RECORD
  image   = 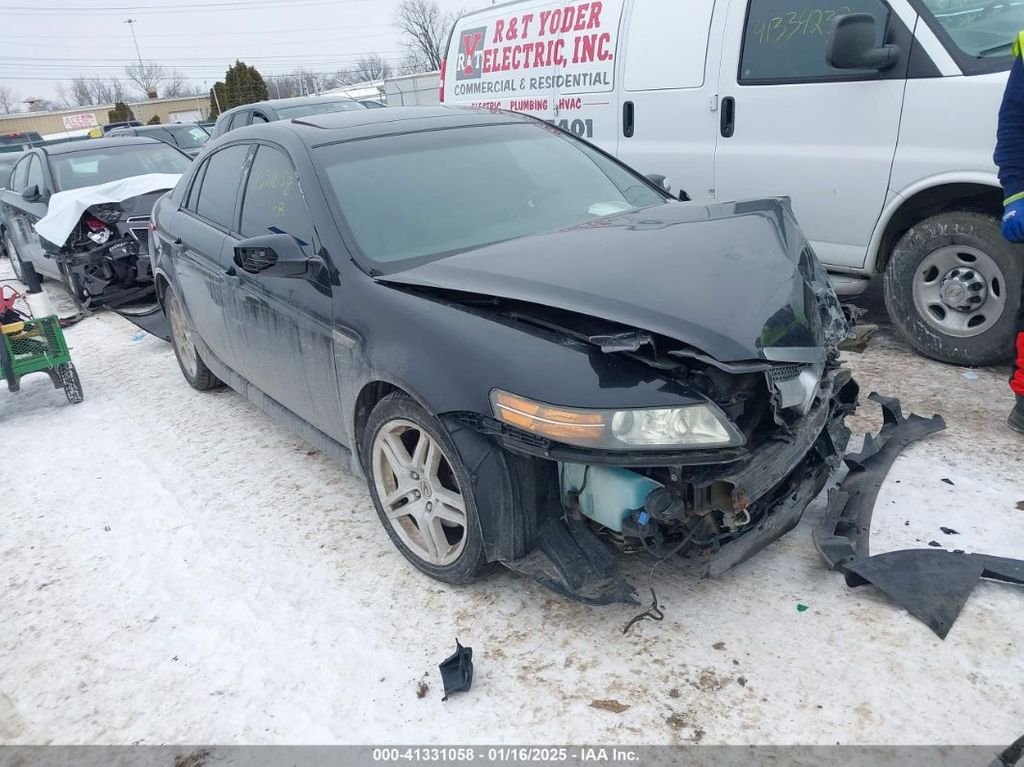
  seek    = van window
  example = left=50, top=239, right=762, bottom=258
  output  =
left=739, top=0, right=889, bottom=83
left=918, top=0, right=1022, bottom=60
left=625, top=0, right=716, bottom=91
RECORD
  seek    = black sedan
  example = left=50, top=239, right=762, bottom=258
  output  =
left=0, top=137, right=191, bottom=307
left=209, top=95, right=366, bottom=139
left=107, top=123, right=212, bottom=158
left=151, top=107, right=857, bottom=603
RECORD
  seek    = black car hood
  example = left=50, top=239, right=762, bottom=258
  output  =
left=377, top=198, right=827, bottom=362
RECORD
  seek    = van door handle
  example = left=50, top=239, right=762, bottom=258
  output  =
left=623, top=100, right=635, bottom=138
left=720, top=96, right=736, bottom=138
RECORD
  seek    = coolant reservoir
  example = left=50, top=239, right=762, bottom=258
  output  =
left=560, top=463, right=662, bottom=533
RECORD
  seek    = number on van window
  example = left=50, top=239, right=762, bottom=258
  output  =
left=741, top=0, right=888, bottom=82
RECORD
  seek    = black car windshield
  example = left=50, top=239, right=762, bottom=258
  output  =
left=318, top=122, right=666, bottom=267
left=276, top=100, right=366, bottom=119
left=49, top=143, right=191, bottom=192
left=920, top=0, right=1023, bottom=58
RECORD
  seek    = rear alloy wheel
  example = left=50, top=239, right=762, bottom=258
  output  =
left=165, top=286, right=221, bottom=391
left=4, top=232, right=26, bottom=283
left=884, top=210, right=1021, bottom=366
left=363, top=392, right=487, bottom=583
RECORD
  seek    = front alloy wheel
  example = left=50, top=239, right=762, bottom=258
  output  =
left=363, top=392, right=487, bottom=583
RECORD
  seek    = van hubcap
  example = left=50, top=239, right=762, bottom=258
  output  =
left=913, top=245, right=1006, bottom=338
left=371, top=419, right=467, bottom=567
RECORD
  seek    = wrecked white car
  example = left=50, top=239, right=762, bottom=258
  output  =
left=0, top=137, right=190, bottom=310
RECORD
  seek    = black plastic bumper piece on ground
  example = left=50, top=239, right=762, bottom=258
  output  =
left=814, top=393, right=1024, bottom=639
left=114, top=307, right=171, bottom=342
left=814, top=393, right=947, bottom=568
left=438, top=640, right=473, bottom=701
left=503, top=517, right=639, bottom=606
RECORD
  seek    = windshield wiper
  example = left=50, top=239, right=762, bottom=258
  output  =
left=978, top=40, right=1014, bottom=57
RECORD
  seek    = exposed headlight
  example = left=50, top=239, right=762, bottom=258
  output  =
left=490, top=390, right=744, bottom=450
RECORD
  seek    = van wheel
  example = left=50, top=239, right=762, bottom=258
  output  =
left=884, top=210, right=1020, bottom=366
left=362, top=391, right=488, bottom=584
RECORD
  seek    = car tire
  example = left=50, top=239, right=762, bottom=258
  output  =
left=164, top=286, right=221, bottom=391
left=362, top=391, right=489, bottom=584
left=4, top=232, right=27, bottom=283
left=884, top=210, right=1021, bottom=366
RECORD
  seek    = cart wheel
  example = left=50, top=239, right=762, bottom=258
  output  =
left=58, top=362, right=84, bottom=404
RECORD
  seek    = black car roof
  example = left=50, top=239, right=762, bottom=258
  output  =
left=226, top=106, right=532, bottom=147
left=41, top=136, right=164, bottom=156
left=222, top=95, right=360, bottom=114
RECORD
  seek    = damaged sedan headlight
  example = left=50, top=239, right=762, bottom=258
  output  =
left=491, top=390, right=744, bottom=450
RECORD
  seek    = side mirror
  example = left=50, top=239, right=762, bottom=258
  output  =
left=827, top=13, right=900, bottom=70
left=233, top=233, right=316, bottom=279
left=21, top=185, right=41, bottom=202
left=646, top=173, right=671, bottom=194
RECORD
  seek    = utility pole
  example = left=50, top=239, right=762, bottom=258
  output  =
left=124, top=18, right=145, bottom=72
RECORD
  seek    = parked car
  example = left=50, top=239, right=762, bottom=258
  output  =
left=0, top=131, right=43, bottom=149
left=107, top=123, right=211, bottom=158
left=0, top=137, right=192, bottom=308
left=88, top=120, right=143, bottom=139
left=151, top=107, right=857, bottom=601
left=443, top=0, right=1021, bottom=367
left=209, top=95, right=367, bottom=139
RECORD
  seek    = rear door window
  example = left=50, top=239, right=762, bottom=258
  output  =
left=239, top=145, right=314, bottom=248
left=229, top=111, right=253, bottom=131
left=739, top=0, right=891, bottom=83
left=194, top=144, right=251, bottom=230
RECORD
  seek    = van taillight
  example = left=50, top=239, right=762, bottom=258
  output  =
left=439, top=59, right=447, bottom=103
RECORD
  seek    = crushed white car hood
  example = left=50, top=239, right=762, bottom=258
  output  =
left=34, top=173, right=181, bottom=247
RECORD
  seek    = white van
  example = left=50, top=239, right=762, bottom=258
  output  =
left=442, top=0, right=1020, bottom=366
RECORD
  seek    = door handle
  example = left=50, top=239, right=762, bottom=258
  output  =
left=623, top=100, right=635, bottom=138
left=720, top=96, right=736, bottom=138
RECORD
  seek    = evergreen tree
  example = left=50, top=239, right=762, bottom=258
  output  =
left=223, top=60, right=269, bottom=110
left=208, top=82, right=226, bottom=118
left=146, top=114, right=162, bottom=125
left=108, top=101, right=134, bottom=123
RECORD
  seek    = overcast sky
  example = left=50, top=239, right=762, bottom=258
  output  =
left=0, top=0, right=490, bottom=107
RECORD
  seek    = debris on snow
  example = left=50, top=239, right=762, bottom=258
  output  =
left=590, top=699, right=630, bottom=714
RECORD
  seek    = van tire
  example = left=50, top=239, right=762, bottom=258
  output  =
left=884, top=210, right=1020, bottom=367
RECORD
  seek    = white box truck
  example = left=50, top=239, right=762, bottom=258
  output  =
left=442, top=0, right=1020, bottom=366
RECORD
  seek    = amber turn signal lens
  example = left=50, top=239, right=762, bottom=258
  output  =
left=491, top=390, right=606, bottom=443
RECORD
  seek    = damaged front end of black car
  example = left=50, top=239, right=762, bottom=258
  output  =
left=381, top=198, right=860, bottom=604
left=46, top=192, right=163, bottom=312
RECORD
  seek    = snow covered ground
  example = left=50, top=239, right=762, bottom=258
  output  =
left=1, top=262, right=1022, bottom=747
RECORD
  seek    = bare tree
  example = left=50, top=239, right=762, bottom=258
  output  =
left=0, top=84, right=20, bottom=113
left=350, top=54, right=393, bottom=83
left=394, top=0, right=462, bottom=72
left=125, top=61, right=167, bottom=97
left=162, top=70, right=203, bottom=98
left=57, top=77, right=129, bottom=108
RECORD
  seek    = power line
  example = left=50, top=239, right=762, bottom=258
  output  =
left=0, top=24, right=393, bottom=40
left=2, top=0, right=371, bottom=15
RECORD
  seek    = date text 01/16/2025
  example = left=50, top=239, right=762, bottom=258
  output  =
left=371, top=747, right=641, bottom=762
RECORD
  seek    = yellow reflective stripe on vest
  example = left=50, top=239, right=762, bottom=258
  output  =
left=1015, top=31, right=1024, bottom=58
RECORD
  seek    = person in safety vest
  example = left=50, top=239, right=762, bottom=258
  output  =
left=995, top=31, right=1024, bottom=434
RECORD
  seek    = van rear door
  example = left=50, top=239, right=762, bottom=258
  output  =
left=444, top=1, right=625, bottom=140
left=713, top=0, right=914, bottom=270
left=616, top=0, right=723, bottom=199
